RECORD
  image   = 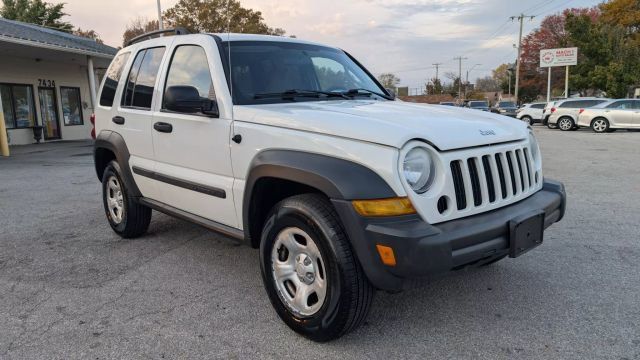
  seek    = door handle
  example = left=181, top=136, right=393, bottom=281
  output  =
left=153, top=122, right=173, bottom=133
left=112, top=116, right=125, bottom=125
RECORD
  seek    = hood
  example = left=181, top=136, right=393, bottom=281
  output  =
left=234, top=100, right=529, bottom=150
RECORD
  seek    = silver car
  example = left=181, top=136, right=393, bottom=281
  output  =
left=577, top=99, right=640, bottom=133
left=548, top=98, right=610, bottom=131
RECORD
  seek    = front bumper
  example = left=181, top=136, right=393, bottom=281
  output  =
left=332, top=179, right=566, bottom=291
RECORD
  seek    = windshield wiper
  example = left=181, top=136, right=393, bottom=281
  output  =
left=342, top=88, right=394, bottom=100
left=254, top=89, right=350, bottom=100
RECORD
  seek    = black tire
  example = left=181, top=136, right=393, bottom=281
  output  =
left=557, top=117, right=574, bottom=131
left=259, top=194, right=374, bottom=342
left=101, top=160, right=151, bottom=238
left=521, top=115, right=534, bottom=126
left=542, top=116, right=549, bottom=126
left=591, top=118, right=609, bottom=133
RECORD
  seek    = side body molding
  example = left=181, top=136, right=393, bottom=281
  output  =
left=243, top=149, right=397, bottom=244
left=93, top=130, right=142, bottom=198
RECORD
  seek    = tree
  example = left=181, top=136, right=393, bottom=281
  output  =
left=1, top=0, right=73, bottom=32
left=517, top=8, right=599, bottom=98
left=424, top=77, right=443, bottom=95
left=600, top=0, right=640, bottom=41
left=163, top=0, right=285, bottom=35
left=377, top=73, right=400, bottom=89
left=474, top=76, right=500, bottom=92
left=492, top=63, right=515, bottom=94
left=122, top=17, right=159, bottom=46
left=565, top=7, right=640, bottom=98
left=73, top=28, right=103, bottom=44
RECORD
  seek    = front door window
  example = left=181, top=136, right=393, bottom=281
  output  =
left=38, top=87, right=60, bottom=140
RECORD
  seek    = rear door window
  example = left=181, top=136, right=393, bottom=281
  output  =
left=99, top=52, right=130, bottom=107
left=122, top=47, right=166, bottom=109
left=532, top=104, right=545, bottom=109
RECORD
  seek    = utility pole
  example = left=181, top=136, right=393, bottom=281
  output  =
left=453, top=56, right=467, bottom=100
left=510, top=14, right=534, bottom=104
left=157, top=0, right=164, bottom=30
left=432, top=63, right=443, bottom=95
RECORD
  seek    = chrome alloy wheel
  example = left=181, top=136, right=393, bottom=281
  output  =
left=271, top=227, right=327, bottom=317
left=559, top=118, right=573, bottom=131
left=593, top=119, right=607, bottom=132
left=106, top=175, right=125, bottom=224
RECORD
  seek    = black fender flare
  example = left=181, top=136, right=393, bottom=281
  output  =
left=93, top=130, right=142, bottom=198
left=243, top=149, right=397, bottom=239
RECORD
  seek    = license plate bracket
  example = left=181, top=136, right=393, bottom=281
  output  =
left=509, top=211, right=545, bottom=258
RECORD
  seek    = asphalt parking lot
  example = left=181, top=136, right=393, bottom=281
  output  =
left=1, top=127, right=639, bottom=359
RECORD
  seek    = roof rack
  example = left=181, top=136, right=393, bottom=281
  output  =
left=125, top=27, right=190, bottom=47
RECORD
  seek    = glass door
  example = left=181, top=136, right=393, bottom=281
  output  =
left=38, top=87, right=61, bottom=140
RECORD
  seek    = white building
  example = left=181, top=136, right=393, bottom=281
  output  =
left=0, top=18, right=117, bottom=145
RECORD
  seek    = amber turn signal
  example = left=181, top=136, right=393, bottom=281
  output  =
left=351, top=197, right=416, bottom=217
left=376, top=244, right=397, bottom=266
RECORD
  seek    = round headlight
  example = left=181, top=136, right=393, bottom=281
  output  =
left=529, top=132, right=540, bottom=161
left=403, top=147, right=434, bottom=193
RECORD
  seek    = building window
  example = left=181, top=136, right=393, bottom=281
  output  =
left=0, top=83, right=37, bottom=129
left=60, top=87, right=84, bottom=126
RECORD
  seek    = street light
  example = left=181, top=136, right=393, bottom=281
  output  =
left=465, top=64, right=482, bottom=98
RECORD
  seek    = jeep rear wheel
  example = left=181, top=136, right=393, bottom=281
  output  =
left=259, top=194, right=374, bottom=342
left=102, top=161, right=151, bottom=238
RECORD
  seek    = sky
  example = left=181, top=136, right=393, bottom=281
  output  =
left=61, top=0, right=603, bottom=90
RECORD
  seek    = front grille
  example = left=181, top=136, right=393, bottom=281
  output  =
left=448, top=146, right=538, bottom=211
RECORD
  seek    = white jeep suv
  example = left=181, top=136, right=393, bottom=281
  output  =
left=93, top=29, right=566, bottom=341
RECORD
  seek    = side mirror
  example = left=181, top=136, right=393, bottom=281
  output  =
left=164, top=85, right=219, bottom=117
left=385, top=88, right=397, bottom=99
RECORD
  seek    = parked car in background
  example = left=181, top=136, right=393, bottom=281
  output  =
left=467, top=100, right=489, bottom=111
left=439, top=102, right=456, bottom=106
left=491, top=101, right=518, bottom=117
left=548, top=98, right=610, bottom=131
left=517, top=102, right=546, bottom=125
left=577, top=99, right=640, bottom=133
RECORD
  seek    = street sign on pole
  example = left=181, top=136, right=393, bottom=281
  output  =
left=540, top=47, right=578, bottom=67
left=540, top=47, right=578, bottom=100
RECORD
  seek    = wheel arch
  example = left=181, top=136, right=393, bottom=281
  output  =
left=243, top=150, right=397, bottom=248
left=93, top=130, right=142, bottom=198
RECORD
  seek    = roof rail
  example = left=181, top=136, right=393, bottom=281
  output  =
left=125, top=27, right=190, bottom=47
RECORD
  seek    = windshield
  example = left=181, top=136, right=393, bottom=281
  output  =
left=221, top=41, right=387, bottom=105
left=469, top=101, right=488, bottom=107
left=499, top=101, right=516, bottom=107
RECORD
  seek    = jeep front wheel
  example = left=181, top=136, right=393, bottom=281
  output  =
left=102, top=161, right=151, bottom=238
left=259, top=194, right=374, bottom=342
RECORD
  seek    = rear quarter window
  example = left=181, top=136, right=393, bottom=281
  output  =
left=99, top=52, right=130, bottom=107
